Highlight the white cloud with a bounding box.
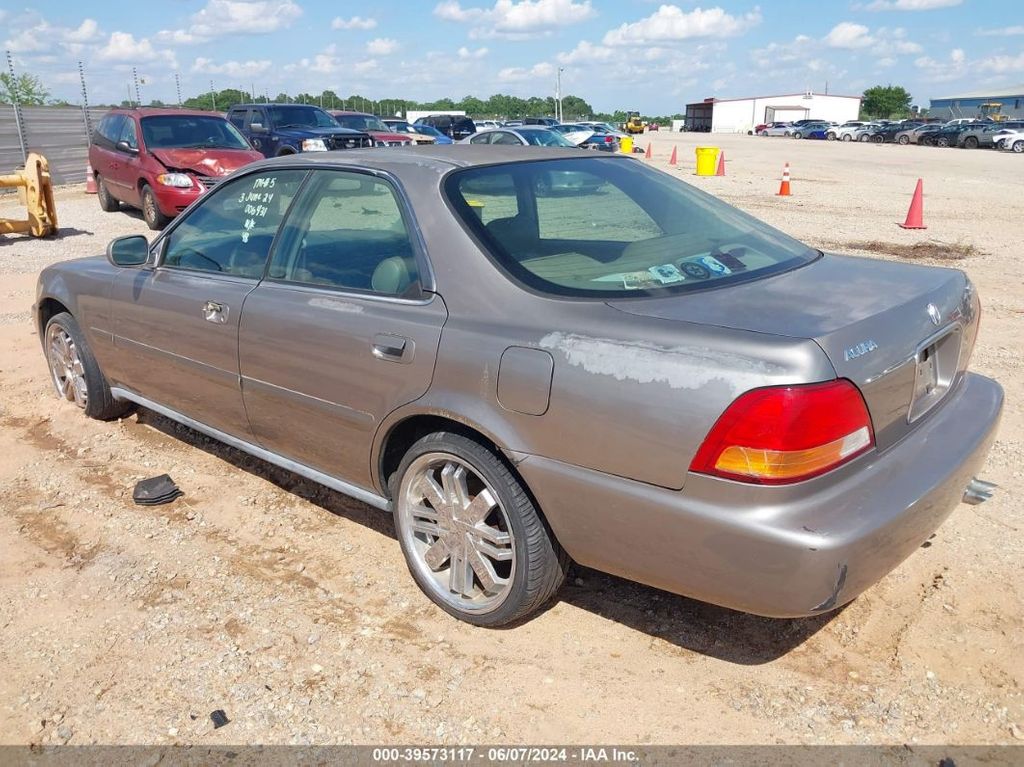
[976,51,1024,73]
[825,22,874,49]
[366,38,399,55]
[557,40,615,64]
[159,0,302,44]
[332,16,377,30]
[435,0,595,38]
[497,61,555,82]
[977,25,1024,37]
[603,5,761,46]
[97,32,160,62]
[191,57,273,78]
[65,19,100,43]
[864,0,961,10]
[914,47,967,82]
[457,46,489,59]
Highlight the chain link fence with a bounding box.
[0,105,108,185]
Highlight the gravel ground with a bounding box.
[0,136,1022,747]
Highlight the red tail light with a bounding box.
[689,380,875,484]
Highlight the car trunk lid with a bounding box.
[608,254,979,450]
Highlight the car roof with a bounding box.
[331,110,374,117]
[106,107,224,119]
[243,145,607,174]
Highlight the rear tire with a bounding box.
[44,312,133,421]
[826,132,836,141]
[898,135,910,145]
[937,136,950,148]
[1013,140,1024,154]
[141,184,171,231]
[96,175,119,212]
[872,135,884,144]
[963,136,978,149]
[391,431,568,627]
[859,134,870,142]
[842,133,853,142]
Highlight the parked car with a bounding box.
[862,124,907,144]
[550,123,618,151]
[90,107,264,230]
[227,103,372,158]
[476,120,504,130]
[36,147,1002,626]
[789,122,830,139]
[380,119,436,144]
[407,123,454,145]
[826,121,867,141]
[414,114,477,140]
[894,124,935,145]
[461,127,579,148]
[523,117,559,127]
[958,121,1024,148]
[330,111,413,147]
[994,129,1024,152]
[760,122,793,137]
[922,124,975,147]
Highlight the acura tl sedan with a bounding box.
[35,147,1002,627]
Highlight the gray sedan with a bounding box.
[35,147,1002,626]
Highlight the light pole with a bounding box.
[556,67,564,122]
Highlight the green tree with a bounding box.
[862,85,913,119]
[0,72,50,105]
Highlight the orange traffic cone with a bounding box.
[715,151,726,176]
[644,144,652,160]
[777,163,791,196]
[669,146,678,166]
[85,163,97,194]
[898,178,926,229]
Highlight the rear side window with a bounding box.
[267,170,420,297]
[446,157,817,298]
[162,170,307,278]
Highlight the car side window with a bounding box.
[247,109,266,130]
[267,170,421,297]
[98,114,125,147]
[228,110,246,129]
[162,170,307,278]
[118,118,138,150]
[492,132,521,146]
[469,133,491,144]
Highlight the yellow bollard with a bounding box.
[0,152,58,237]
[620,135,633,155]
[694,146,720,176]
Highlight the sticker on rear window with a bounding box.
[648,263,686,284]
[620,271,663,290]
[699,255,732,275]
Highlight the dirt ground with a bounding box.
[0,134,1021,747]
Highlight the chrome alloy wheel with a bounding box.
[397,453,515,614]
[46,323,88,408]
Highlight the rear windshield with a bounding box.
[519,130,576,147]
[267,106,337,129]
[141,115,251,150]
[445,157,818,298]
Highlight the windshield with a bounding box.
[445,157,817,298]
[141,115,251,150]
[520,129,576,147]
[267,105,338,129]
[333,114,388,131]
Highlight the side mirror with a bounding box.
[115,140,138,154]
[249,122,267,133]
[107,235,149,267]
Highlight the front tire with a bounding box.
[96,175,119,212]
[936,136,951,148]
[842,133,853,142]
[1013,140,1024,154]
[963,136,978,149]
[898,135,910,145]
[392,432,568,627]
[44,313,133,421]
[141,184,171,231]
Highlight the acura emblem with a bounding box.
[927,303,941,326]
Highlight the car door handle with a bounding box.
[203,301,228,324]
[371,334,413,363]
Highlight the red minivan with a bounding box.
[89,108,264,230]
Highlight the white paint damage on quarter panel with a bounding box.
[539,332,783,394]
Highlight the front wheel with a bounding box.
[141,184,171,231]
[842,133,853,142]
[936,136,950,148]
[872,135,884,144]
[1013,140,1024,154]
[963,136,978,149]
[792,132,803,140]
[859,134,870,142]
[45,313,133,421]
[898,135,910,145]
[826,132,836,141]
[392,432,568,627]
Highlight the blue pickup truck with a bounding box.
[227,103,372,157]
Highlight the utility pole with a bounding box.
[210,80,216,111]
[174,72,182,107]
[132,67,141,106]
[79,60,93,141]
[6,50,28,162]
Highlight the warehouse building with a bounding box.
[928,86,1024,121]
[683,91,862,133]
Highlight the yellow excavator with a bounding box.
[979,102,1007,122]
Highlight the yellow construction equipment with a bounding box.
[0,152,58,238]
[623,111,645,135]
[979,102,1007,122]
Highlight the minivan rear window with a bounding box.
[445,157,818,298]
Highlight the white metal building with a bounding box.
[686,92,862,134]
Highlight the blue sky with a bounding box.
[3,1,1022,112]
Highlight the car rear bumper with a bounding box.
[516,372,1003,617]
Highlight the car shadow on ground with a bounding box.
[134,406,837,665]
